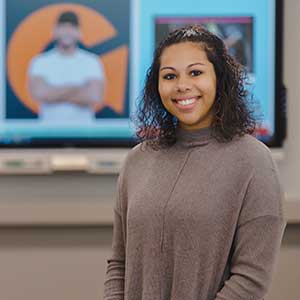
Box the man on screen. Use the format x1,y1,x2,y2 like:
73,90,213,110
28,11,105,123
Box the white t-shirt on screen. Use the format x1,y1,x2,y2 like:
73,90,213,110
28,47,105,123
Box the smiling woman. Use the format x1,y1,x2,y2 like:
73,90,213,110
103,25,286,300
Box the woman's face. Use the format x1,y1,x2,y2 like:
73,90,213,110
158,42,217,130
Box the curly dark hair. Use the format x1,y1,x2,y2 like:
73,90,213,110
132,25,258,150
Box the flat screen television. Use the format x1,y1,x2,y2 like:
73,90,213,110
0,0,285,148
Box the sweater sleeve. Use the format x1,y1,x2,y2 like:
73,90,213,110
103,170,127,300
214,150,287,300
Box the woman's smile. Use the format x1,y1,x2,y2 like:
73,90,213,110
172,96,201,112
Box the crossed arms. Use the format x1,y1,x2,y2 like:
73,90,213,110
28,76,104,108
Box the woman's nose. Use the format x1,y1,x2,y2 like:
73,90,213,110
175,76,192,93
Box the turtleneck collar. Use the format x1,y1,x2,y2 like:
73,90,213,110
175,125,214,148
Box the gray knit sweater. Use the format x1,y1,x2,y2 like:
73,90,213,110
103,126,286,300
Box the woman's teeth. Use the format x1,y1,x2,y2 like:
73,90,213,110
177,98,196,106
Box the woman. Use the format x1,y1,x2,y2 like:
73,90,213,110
103,25,286,300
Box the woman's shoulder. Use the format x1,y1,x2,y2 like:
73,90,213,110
120,141,154,172
125,141,151,160
233,133,271,152
224,133,276,170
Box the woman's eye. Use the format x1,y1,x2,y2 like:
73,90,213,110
191,70,203,76
163,73,176,80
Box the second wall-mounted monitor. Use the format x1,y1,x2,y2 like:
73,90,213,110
138,0,285,147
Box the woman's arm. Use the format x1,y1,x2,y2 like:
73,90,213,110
103,208,126,300
103,171,127,300
214,215,285,300
215,151,287,300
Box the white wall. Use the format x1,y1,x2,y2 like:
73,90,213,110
278,0,300,198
